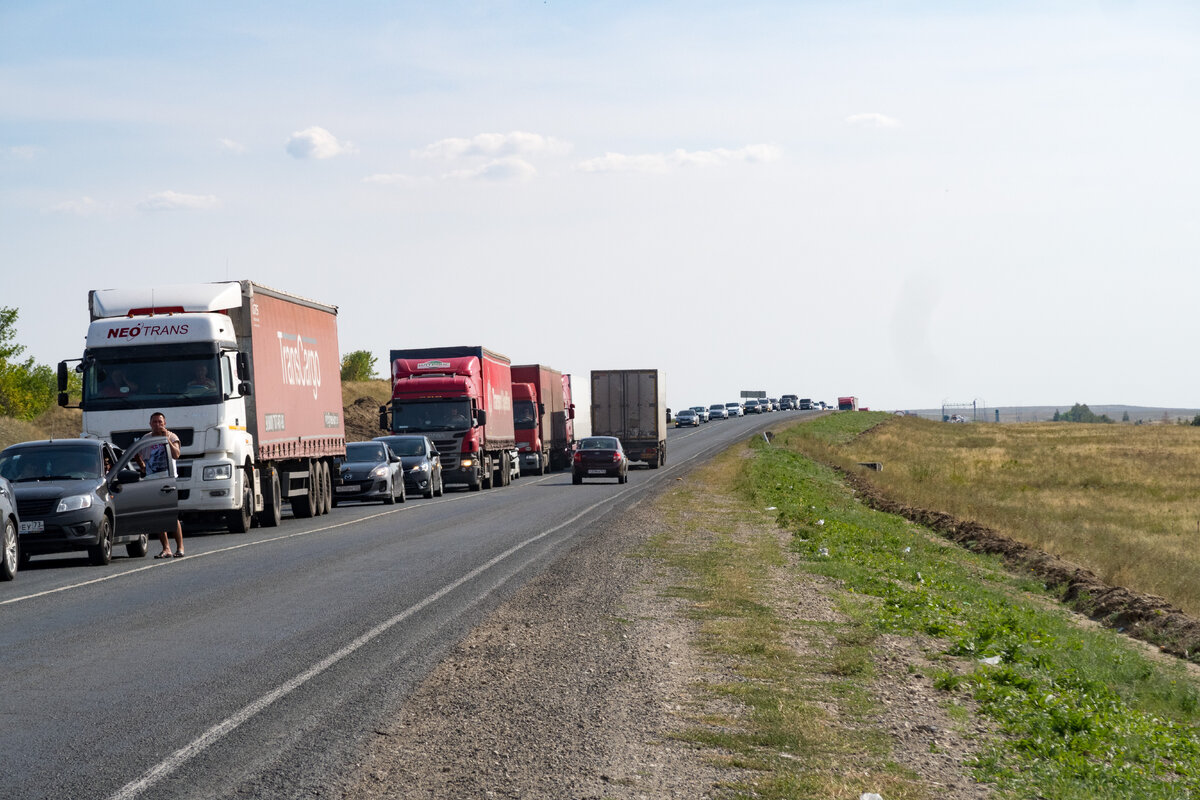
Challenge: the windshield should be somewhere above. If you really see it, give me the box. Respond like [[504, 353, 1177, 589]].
[[390, 400, 472, 432], [83, 355, 222, 410], [581, 438, 618, 450], [378, 437, 426, 457], [0, 446, 103, 482], [513, 401, 538, 430], [345, 443, 387, 463]]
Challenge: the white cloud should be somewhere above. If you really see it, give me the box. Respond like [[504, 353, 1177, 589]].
[[576, 144, 782, 174], [219, 138, 247, 154], [5, 145, 42, 160], [415, 131, 570, 161], [136, 191, 221, 212], [286, 127, 356, 159], [48, 197, 104, 216], [445, 157, 538, 182], [845, 113, 901, 128]]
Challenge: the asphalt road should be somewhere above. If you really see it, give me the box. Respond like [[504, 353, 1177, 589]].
[[1, 410, 806, 800]]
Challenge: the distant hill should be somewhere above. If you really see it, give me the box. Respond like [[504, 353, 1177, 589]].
[[901, 405, 1200, 424]]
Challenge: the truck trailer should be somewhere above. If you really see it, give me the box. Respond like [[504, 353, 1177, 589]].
[[590, 369, 667, 468], [511, 364, 576, 474], [59, 281, 345, 531], [382, 346, 519, 491]]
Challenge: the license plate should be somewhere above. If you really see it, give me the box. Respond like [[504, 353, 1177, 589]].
[[588, 469, 607, 475], [19, 520, 44, 533], [336, 485, 359, 493]]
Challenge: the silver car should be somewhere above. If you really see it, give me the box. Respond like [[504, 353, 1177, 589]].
[[0, 477, 18, 580], [708, 404, 729, 420]]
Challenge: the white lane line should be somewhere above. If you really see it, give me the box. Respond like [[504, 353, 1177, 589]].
[[105, 486, 629, 800]]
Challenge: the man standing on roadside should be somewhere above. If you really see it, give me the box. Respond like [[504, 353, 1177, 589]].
[[140, 411, 185, 558]]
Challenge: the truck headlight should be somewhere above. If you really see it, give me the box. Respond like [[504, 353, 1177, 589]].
[[203, 464, 233, 481], [56, 494, 93, 513], [460, 458, 474, 469]]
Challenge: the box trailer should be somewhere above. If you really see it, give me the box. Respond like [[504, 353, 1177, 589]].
[[590, 369, 667, 468], [512, 364, 575, 474]]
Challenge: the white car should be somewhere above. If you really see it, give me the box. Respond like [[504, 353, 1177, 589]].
[[725, 402, 744, 417], [708, 404, 729, 420]]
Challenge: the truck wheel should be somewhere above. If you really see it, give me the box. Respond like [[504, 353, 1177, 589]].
[[228, 471, 253, 533], [261, 468, 282, 527], [648, 455, 659, 470], [469, 465, 482, 491], [293, 465, 315, 518], [126, 533, 149, 559], [482, 459, 493, 490], [320, 461, 332, 515], [500, 453, 511, 486], [88, 515, 113, 566], [1, 517, 17, 581]]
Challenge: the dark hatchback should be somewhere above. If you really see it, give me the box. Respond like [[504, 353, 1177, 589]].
[[0, 437, 180, 566], [572, 436, 629, 485], [374, 435, 443, 498], [333, 441, 405, 506]]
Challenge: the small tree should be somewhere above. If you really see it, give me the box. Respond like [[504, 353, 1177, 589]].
[[0, 306, 68, 420], [340, 350, 378, 382]]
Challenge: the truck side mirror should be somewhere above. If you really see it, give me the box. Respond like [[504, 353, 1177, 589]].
[[379, 406, 389, 430], [57, 361, 69, 392], [568, 404, 576, 420], [58, 392, 70, 407], [239, 381, 253, 396], [538, 403, 545, 416], [236, 352, 250, 380], [475, 409, 488, 426]]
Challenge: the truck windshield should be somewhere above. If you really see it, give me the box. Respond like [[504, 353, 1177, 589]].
[[391, 401, 472, 432], [82, 355, 223, 410], [513, 401, 538, 430]]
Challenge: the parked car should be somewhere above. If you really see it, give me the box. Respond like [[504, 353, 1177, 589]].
[[0, 437, 179, 567], [572, 436, 629, 484], [0, 477, 18, 580], [334, 441, 405, 505], [708, 404, 729, 420], [374, 434, 444, 498], [689, 406, 710, 423], [675, 409, 701, 428], [726, 402, 744, 417]]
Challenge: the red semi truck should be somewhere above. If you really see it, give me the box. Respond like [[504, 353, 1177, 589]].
[[837, 396, 859, 411], [382, 346, 519, 491], [511, 364, 576, 474], [59, 281, 345, 531]]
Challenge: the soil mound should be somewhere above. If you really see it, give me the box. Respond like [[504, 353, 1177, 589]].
[[344, 396, 384, 442]]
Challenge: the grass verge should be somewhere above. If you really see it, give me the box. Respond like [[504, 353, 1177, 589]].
[[645, 413, 1200, 799]]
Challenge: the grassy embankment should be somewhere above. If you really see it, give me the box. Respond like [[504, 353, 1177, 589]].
[[646, 412, 1200, 799]]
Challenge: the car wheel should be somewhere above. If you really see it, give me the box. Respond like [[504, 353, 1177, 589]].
[[424, 475, 435, 499], [0, 517, 17, 581], [88, 515, 113, 566], [126, 533, 149, 559], [572, 473, 582, 485], [435, 470, 444, 497], [384, 478, 397, 505], [398, 479, 406, 503]]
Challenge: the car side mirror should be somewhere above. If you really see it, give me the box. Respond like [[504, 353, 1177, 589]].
[[116, 469, 142, 484]]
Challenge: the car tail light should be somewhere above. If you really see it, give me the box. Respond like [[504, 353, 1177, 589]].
[[573, 452, 582, 464], [612, 452, 622, 463]]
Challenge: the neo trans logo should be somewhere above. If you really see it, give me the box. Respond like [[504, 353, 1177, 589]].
[[105, 322, 190, 339], [278, 331, 321, 399]]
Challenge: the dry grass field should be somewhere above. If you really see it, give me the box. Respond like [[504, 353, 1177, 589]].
[[785, 415, 1200, 617]]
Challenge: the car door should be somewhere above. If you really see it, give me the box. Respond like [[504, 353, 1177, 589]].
[[109, 436, 180, 536]]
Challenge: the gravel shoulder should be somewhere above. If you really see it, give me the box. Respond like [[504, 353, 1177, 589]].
[[347, 456, 995, 798]]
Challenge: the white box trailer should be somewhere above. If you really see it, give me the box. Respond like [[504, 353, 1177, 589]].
[[589, 369, 667, 468]]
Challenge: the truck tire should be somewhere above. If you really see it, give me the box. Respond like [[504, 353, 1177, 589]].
[[292, 464, 316, 518], [648, 454, 659, 469], [320, 461, 332, 515], [1, 517, 18, 581], [313, 462, 326, 516], [482, 458, 493, 490], [126, 533, 149, 559], [468, 470, 481, 491], [260, 468, 282, 528], [88, 515, 113, 566], [500, 453, 511, 486], [228, 469, 253, 533]]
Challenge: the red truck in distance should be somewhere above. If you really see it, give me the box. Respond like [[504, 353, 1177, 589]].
[[511, 365, 576, 474], [382, 346, 519, 491], [838, 396, 859, 411]]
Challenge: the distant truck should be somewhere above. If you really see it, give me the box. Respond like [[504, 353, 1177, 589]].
[[511, 364, 576, 474], [59, 281, 346, 531], [838, 396, 858, 411], [382, 346, 519, 491], [590, 370, 667, 468]]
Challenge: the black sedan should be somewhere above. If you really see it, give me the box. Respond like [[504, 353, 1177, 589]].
[[0, 437, 179, 567], [572, 437, 629, 485], [333, 442, 405, 506], [0, 476, 18, 580], [374, 435, 444, 498]]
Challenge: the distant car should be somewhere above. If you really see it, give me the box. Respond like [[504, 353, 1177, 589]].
[[708, 404, 729, 420], [0, 477, 18, 580], [572, 436, 628, 484], [689, 406, 710, 423], [375, 434, 443, 498], [726, 402, 744, 417], [0, 437, 179, 567], [334, 441, 405, 505], [799, 398, 813, 410], [780, 395, 798, 410], [675, 409, 701, 427], [767, 398, 779, 412], [744, 399, 762, 414]]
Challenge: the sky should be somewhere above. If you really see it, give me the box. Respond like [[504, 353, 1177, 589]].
[[3, 1, 1200, 413]]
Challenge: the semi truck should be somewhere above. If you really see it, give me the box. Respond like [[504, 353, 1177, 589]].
[[511, 364, 576, 474], [837, 396, 859, 411], [590, 369, 667, 468], [58, 281, 345, 531], [381, 346, 519, 491]]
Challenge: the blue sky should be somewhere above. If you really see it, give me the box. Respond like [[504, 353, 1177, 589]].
[[4, 1, 1200, 411]]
